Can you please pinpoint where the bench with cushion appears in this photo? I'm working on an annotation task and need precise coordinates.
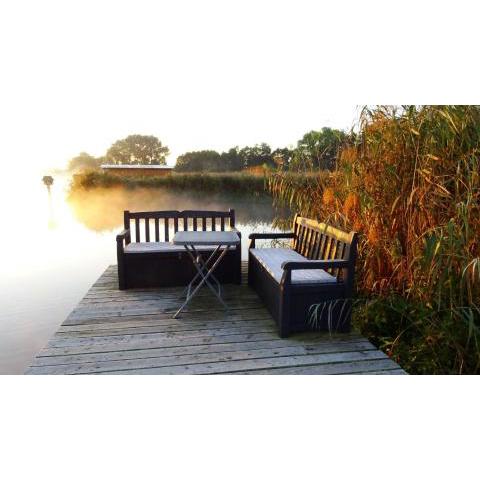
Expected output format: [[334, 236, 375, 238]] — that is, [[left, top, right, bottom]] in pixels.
[[248, 215, 358, 337], [117, 209, 241, 289]]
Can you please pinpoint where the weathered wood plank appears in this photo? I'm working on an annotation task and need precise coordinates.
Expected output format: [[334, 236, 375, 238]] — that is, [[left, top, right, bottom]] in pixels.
[[56, 318, 276, 339], [62, 308, 272, 327], [59, 311, 274, 331], [30, 339, 374, 368], [352, 368, 407, 375], [26, 341, 378, 375], [66, 300, 265, 321], [226, 358, 403, 375], [37, 331, 365, 358], [91, 350, 388, 375]]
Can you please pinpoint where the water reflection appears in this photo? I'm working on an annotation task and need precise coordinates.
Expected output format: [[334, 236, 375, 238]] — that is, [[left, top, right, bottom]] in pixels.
[[67, 187, 281, 232], [1, 175, 287, 374]]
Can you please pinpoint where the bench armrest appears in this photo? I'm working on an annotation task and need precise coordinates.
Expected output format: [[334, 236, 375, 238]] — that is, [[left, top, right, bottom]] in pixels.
[[280, 259, 351, 287], [248, 232, 295, 248], [281, 260, 350, 270], [116, 228, 131, 244]]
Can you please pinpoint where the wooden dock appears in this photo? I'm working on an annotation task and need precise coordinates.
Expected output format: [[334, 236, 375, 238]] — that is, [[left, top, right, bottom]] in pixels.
[[26, 263, 405, 375]]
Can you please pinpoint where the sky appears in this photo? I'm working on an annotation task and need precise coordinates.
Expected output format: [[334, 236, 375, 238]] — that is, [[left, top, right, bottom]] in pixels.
[[0, 1, 478, 174], [0, 1, 363, 173]]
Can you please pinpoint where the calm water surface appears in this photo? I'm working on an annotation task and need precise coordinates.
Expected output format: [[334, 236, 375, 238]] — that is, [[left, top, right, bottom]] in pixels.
[[0, 174, 281, 374]]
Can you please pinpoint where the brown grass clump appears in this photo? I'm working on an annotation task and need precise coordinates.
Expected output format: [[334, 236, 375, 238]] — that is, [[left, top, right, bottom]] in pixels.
[[268, 105, 480, 373]]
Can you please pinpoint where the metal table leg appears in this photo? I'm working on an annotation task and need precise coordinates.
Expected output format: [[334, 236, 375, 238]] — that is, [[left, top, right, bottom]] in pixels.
[[173, 244, 231, 319], [179, 245, 221, 299]]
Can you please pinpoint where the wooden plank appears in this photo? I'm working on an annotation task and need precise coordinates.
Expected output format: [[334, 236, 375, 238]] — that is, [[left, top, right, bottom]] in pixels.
[[60, 310, 274, 331], [65, 303, 265, 323], [47, 324, 280, 349], [62, 308, 272, 326], [81, 289, 260, 304], [91, 350, 388, 375], [226, 358, 404, 375], [27, 341, 378, 375], [37, 331, 365, 357], [56, 318, 276, 338], [31, 339, 374, 368], [352, 368, 407, 375]]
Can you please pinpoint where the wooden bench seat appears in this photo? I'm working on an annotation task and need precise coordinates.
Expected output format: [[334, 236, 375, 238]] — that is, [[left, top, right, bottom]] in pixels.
[[117, 209, 241, 289], [248, 215, 358, 337]]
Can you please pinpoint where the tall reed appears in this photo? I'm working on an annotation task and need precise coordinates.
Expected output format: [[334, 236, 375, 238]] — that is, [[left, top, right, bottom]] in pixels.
[[268, 106, 480, 373]]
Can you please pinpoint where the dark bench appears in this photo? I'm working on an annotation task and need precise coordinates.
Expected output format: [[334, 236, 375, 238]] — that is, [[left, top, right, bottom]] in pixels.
[[248, 215, 358, 337], [117, 209, 241, 289]]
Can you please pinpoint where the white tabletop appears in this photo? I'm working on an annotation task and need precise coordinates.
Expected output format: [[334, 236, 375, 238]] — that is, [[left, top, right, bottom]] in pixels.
[[173, 231, 240, 246]]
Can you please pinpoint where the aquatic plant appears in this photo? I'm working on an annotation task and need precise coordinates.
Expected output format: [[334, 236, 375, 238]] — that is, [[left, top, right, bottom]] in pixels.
[[268, 105, 480, 374]]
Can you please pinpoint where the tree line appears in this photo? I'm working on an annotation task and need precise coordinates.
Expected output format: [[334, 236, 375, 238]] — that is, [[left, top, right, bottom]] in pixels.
[[68, 128, 352, 173]]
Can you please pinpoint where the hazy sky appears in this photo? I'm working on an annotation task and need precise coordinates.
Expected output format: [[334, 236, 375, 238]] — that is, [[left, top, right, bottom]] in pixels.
[[0, 1, 362, 172], [1, 1, 477, 174]]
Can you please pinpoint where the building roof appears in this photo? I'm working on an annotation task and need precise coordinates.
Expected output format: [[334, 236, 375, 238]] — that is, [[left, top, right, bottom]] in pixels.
[[101, 164, 173, 169]]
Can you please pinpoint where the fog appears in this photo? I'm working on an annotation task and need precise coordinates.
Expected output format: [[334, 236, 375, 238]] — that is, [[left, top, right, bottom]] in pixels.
[[68, 186, 280, 232]]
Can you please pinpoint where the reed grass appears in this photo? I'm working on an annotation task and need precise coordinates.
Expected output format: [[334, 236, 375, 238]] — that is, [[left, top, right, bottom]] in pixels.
[[268, 105, 480, 374], [70, 170, 268, 196]]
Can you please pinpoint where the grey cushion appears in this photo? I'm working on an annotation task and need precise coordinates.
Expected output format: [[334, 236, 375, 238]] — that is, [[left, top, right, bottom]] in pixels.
[[250, 248, 337, 285], [124, 242, 217, 253]]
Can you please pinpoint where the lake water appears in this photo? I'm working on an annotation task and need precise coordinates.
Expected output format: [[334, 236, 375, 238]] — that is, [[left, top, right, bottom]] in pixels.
[[0, 174, 281, 374]]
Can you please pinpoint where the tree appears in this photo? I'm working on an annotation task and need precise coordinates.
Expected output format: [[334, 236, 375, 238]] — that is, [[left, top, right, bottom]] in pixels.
[[106, 134, 169, 165], [291, 128, 349, 171], [239, 143, 274, 169], [219, 147, 243, 171], [68, 152, 103, 172], [175, 150, 222, 172]]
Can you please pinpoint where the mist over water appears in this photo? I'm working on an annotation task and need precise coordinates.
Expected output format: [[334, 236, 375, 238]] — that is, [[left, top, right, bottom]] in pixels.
[[68, 187, 277, 232], [0, 174, 284, 374]]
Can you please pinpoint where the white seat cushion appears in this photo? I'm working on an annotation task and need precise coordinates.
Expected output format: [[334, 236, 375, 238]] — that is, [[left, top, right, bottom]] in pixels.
[[124, 242, 217, 253], [250, 248, 337, 285]]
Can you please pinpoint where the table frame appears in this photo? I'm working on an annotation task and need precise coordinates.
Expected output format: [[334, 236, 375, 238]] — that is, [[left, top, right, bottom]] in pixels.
[[173, 239, 238, 319]]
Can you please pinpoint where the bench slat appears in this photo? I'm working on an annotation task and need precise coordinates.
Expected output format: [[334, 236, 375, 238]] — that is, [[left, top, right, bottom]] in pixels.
[[154, 218, 159, 242], [145, 217, 150, 242], [135, 218, 140, 242]]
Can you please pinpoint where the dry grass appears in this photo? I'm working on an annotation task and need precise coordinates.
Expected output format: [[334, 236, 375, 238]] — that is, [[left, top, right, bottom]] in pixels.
[[268, 106, 480, 373]]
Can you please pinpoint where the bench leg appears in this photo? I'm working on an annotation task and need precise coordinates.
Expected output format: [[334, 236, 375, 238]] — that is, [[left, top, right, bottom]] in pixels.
[[117, 252, 126, 290], [278, 290, 291, 338]]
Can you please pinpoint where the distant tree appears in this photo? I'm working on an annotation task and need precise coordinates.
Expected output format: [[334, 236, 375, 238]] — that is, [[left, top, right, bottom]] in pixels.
[[219, 147, 243, 171], [106, 135, 169, 165], [239, 143, 274, 169], [68, 152, 103, 172], [291, 128, 349, 171], [175, 150, 222, 172]]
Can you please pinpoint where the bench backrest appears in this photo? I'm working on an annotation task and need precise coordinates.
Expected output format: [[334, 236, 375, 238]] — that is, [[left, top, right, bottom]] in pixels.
[[124, 209, 235, 243], [292, 215, 358, 277]]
